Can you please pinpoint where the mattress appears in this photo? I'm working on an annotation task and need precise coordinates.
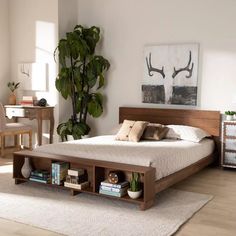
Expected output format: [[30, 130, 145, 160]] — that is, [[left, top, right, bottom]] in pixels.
[[35, 135, 214, 180]]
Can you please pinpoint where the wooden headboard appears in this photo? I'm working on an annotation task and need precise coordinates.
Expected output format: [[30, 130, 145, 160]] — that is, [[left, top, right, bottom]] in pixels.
[[119, 107, 221, 137]]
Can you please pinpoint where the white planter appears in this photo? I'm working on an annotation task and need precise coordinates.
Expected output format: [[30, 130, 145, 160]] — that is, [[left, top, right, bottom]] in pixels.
[[66, 135, 74, 141], [66, 134, 90, 141], [21, 157, 32, 179], [127, 189, 142, 199], [226, 115, 234, 121]]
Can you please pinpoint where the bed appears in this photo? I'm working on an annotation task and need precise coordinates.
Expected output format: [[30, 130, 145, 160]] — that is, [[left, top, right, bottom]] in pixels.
[[13, 107, 221, 210]]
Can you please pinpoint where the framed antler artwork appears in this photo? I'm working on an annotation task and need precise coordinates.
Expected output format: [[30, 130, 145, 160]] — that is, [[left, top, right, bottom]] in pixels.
[[142, 43, 199, 106], [17, 63, 48, 91]]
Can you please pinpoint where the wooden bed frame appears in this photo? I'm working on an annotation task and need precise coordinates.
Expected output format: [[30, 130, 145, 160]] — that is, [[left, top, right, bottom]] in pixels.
[[13, 107, 221, 210]]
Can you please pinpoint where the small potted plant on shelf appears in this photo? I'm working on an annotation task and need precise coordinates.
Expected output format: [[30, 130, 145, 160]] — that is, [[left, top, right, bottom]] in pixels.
[[7, 82, 20, 105], [127, 172, 142, 199], [225, 111, 236, 121]]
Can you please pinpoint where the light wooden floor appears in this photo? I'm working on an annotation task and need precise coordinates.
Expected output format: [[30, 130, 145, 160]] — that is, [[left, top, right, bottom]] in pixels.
[[0, 157, 236, 236]]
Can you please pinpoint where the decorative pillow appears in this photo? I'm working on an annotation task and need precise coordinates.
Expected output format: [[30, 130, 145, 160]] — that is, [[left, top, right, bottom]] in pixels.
[[116, 120, 149, 142], [142, 123, 169, 141], [166, 125, 210, 142]]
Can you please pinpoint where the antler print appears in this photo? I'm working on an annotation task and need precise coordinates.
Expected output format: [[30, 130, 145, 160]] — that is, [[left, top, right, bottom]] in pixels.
[[146, 53, 165, 78], [172, 51, 194, 79]]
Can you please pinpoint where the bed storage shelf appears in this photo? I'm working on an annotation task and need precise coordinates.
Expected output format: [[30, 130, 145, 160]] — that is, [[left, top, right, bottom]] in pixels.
[[13, 150, 155, 210]]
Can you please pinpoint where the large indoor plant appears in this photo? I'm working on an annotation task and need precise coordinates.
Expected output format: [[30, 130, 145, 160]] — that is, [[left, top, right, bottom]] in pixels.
[[54, 25, 110, 141]]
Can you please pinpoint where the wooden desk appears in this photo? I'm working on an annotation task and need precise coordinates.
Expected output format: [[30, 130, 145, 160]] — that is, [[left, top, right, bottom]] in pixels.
[[5, 105, 54, 146]]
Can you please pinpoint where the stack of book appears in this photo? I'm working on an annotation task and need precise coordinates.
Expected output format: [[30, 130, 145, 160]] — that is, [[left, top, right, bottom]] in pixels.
[[29, 170, 50, 184], [52, 162, 70, 185], [99, 180, 129, 197], [64, 168, 89, 190], [20, 96, 35, 106]]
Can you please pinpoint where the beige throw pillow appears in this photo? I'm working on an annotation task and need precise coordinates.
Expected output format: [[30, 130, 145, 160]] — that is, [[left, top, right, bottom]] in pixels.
[[142, 123, 169, 141], [116, 120, 148, 142]]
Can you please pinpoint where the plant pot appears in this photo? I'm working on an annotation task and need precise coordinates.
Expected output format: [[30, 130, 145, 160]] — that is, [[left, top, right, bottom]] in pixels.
[[66, 135, 74, 141], [226, 115, 234, 121], [21, 157, 32, 178], [9, 93, 16, 105], [127, 189, 142, 199]]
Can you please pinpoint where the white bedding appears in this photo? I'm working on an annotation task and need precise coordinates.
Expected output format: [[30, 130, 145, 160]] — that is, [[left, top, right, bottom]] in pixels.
[[35, 135, 214, 180]]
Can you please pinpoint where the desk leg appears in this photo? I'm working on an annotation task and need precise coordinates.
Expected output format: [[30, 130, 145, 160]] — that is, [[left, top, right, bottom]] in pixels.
[[37, 118, 42, 146], [49, 116, 54, 144]]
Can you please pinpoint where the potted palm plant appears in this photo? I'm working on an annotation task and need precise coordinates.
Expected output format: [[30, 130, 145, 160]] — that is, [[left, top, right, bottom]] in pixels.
[[127, 172, 142, 199], [54, 25, 110, 141]]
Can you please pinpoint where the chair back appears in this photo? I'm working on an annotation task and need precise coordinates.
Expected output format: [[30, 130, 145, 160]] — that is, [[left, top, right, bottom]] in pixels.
[[0, 103, 6, 131]]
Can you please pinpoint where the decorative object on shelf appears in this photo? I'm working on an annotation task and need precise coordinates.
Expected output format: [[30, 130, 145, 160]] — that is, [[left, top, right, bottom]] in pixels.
[[225, 111, 235, 121], [143, 43, 199, 106], [127, 172, 142, 199], [108, 171, 125, 184], [37, 98, 47, 107], [54, 25, 110, 141], [21, 157, 32, 178], [7, 81, 20, 105]]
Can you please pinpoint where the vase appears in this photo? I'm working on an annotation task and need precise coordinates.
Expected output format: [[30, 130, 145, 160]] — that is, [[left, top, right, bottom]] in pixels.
[[9, 92, 16, 105], [21, 157, 32, 178]]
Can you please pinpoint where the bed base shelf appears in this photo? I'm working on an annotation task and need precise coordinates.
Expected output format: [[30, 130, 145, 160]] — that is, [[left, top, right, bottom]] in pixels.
[[13, 150, 155, 210]]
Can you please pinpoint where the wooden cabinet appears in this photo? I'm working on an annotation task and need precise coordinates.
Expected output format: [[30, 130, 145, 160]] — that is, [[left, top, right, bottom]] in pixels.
[[221, 121, 236, 167]]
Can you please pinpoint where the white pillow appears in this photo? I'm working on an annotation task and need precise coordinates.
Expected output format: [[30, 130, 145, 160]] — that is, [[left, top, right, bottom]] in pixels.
[[166, 125, 211, 142]]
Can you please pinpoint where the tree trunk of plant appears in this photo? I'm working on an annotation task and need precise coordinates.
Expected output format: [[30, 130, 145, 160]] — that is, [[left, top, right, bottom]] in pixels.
[[70, 55, 77, 123]]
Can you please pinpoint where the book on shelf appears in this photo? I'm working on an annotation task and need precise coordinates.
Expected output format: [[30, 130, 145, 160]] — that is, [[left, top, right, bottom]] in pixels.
[[51, 162, 69, 185], [65, 173, 88, 184], [100, 185, 128, 193], [29, 177, 50, 184], [99, 188, 127, 198], [68, 168, 85, 177], [31, 170, 50, 178], [29, 170, 50, 184], [100, 180, 129, 189], [64, 181, 89, 190]]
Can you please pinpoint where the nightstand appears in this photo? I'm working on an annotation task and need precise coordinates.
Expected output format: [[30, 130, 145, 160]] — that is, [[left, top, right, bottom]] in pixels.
[[221, 121, 236, 168]]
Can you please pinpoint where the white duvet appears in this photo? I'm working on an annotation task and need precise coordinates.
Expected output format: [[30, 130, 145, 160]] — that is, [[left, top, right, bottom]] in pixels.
[[35, 135, 214, 180]]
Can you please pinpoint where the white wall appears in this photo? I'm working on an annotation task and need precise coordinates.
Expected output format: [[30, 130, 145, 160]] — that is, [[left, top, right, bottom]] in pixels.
[[58, 0, 78, 124], [9, 0, 59, 145], [0, 0, 10, 104], [77, 0, 236, 135]]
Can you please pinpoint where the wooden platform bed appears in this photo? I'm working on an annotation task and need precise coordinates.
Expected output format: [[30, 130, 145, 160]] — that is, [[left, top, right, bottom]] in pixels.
[[13, 107, 221, 210]]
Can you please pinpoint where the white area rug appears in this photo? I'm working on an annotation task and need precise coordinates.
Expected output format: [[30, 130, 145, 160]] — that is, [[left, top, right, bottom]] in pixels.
[[0, 164, 213, 236]]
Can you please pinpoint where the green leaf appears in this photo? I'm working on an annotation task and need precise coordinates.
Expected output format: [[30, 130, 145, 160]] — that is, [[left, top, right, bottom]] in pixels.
[[97, 74, 104, 89], [88, 93, 103, 118]]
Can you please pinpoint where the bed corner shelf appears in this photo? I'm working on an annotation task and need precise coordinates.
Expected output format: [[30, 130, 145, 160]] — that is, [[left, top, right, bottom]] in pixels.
[[13, 150, 156, 210]]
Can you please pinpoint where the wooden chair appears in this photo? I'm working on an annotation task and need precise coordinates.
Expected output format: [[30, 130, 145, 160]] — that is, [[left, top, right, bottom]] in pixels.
[[0, 103, 32, 157]]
